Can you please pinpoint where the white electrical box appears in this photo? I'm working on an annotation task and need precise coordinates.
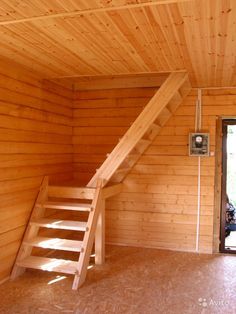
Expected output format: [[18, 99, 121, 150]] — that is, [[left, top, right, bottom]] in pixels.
[[189, 133, 210, 156]]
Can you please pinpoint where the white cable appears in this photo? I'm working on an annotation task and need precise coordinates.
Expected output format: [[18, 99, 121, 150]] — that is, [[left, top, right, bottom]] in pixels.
[[195, 89, 202, 252], [198, 89, 202, 131], [195, 98, 198, 133], [196, 156, 201, 252]]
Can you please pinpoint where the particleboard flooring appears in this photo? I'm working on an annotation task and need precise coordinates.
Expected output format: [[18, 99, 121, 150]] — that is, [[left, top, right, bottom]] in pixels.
[[0, 245, 236, 314]]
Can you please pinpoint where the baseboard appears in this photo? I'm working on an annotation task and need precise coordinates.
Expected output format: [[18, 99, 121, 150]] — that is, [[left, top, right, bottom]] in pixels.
[[106, 241, 212, 254]]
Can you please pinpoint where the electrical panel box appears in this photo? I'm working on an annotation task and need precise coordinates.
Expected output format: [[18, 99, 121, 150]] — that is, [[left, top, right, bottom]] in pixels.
[[189, 133, 210, 156]]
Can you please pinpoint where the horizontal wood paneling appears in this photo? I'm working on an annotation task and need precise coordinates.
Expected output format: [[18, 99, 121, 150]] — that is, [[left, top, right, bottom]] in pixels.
[[73, 88, 156, 185], [0, 61, 73, 282]]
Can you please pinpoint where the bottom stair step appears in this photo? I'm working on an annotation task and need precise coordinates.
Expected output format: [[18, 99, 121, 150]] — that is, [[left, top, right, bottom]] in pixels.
[[24, 237, 83, 252], [17, 256, 78, 274]]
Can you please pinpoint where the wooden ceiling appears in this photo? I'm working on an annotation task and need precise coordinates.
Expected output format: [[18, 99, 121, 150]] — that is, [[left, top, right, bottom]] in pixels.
[[0, 0, 235, 87]]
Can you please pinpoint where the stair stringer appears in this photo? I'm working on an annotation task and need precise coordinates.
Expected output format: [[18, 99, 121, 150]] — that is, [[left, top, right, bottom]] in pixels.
[[11, 176, 49, 279], [72, 179, 104, 289]]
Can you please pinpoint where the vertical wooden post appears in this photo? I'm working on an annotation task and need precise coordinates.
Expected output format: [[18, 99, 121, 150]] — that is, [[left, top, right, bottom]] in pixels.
[[95, 199, 105, 265], [72, 179, 103, 290]]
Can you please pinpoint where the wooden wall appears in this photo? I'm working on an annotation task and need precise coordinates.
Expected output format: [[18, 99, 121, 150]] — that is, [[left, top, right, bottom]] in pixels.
[[2, 73, 236, 281], [73, 87, 236, 254], [73, 88, 156, 185], [106, 90, 216, 253], [0, 59, 73, 282]]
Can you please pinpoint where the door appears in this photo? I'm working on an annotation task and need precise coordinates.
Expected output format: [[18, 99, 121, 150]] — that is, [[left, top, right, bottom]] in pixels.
[[220, 119, 236, 252]]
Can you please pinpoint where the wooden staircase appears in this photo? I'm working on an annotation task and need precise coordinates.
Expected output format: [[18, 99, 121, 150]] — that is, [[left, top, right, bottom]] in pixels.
[[11, 72, 191, 289], [87, 71, 191, 187], [11, 177, 109, 290]]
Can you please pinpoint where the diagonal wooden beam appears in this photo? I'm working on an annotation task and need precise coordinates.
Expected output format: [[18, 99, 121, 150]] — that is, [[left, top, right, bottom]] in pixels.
[[0, 0, 194, 26], [102, 183, 123, 199], [87, 72, 189, 188], [48, 72, 170, 90]]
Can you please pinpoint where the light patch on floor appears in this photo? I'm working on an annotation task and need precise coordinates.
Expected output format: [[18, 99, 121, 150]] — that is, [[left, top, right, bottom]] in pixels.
[[48, 275, 67, 285], [225, 230, 236, 249], [0, 245, 236, 313]]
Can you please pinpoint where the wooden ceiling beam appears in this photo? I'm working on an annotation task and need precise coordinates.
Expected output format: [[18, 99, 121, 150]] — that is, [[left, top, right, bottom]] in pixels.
[[0, 0, 194, 26], [47, 72, 184, 90]]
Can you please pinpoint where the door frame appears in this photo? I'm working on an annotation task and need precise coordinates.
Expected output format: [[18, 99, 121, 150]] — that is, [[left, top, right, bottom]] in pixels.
[[219, 119, 236, 253], [213, 117, 222, 253]]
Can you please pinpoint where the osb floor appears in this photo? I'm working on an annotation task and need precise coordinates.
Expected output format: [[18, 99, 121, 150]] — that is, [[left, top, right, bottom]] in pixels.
[[0, 245, 236, 314]]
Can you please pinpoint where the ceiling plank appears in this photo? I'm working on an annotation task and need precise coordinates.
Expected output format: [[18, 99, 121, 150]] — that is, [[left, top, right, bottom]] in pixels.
[[0, 0, 194, 26], [0, 0, 233, 87]]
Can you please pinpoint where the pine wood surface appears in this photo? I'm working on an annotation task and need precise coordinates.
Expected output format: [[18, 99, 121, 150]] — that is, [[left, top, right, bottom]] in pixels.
[[0, 61, 73, 282], [0, 1, 233, 88]]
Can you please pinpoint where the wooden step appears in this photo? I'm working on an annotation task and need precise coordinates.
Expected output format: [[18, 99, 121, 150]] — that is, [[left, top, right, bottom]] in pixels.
[[23, 237, 83, 252], [17, 256, 78, 274], [127, 153, 140, 159], [134, 138, 151, 153], [149, 123, 161, 133], [156, 107, 173, 126], [48, 186, 95, 200], [122, 153, 140, 168], [143, 123, 161, 141], [30, 218, 87, 231], [115, 167, 131, 175], [179, 79, 191, 98], [167, 91, 182, 112], [151, 122, 161, 129], [110, 167, 131, 183], [43, 201, 92, 211], [139, 138, 151, 145]]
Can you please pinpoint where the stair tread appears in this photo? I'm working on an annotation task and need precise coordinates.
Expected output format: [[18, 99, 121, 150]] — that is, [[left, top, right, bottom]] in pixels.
[[43, 201, 92, 211], [48, 186, 95, 200], [139, 138, 151, 144], [152, 122, 161, 128], [30, 218, 87, 231], [115, 167, 131, 173], [17, 256, 78, 274], [24, 236, 83, 252], [149, 123, 161, 132], [127, 153, 140, 158]]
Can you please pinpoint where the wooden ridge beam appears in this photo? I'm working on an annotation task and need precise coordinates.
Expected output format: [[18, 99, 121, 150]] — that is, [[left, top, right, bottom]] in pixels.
[[0, 0, 194, 26]]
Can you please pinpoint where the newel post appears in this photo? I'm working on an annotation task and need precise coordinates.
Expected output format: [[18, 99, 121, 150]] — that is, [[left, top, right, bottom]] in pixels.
[[95, 180, 105, 265]]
